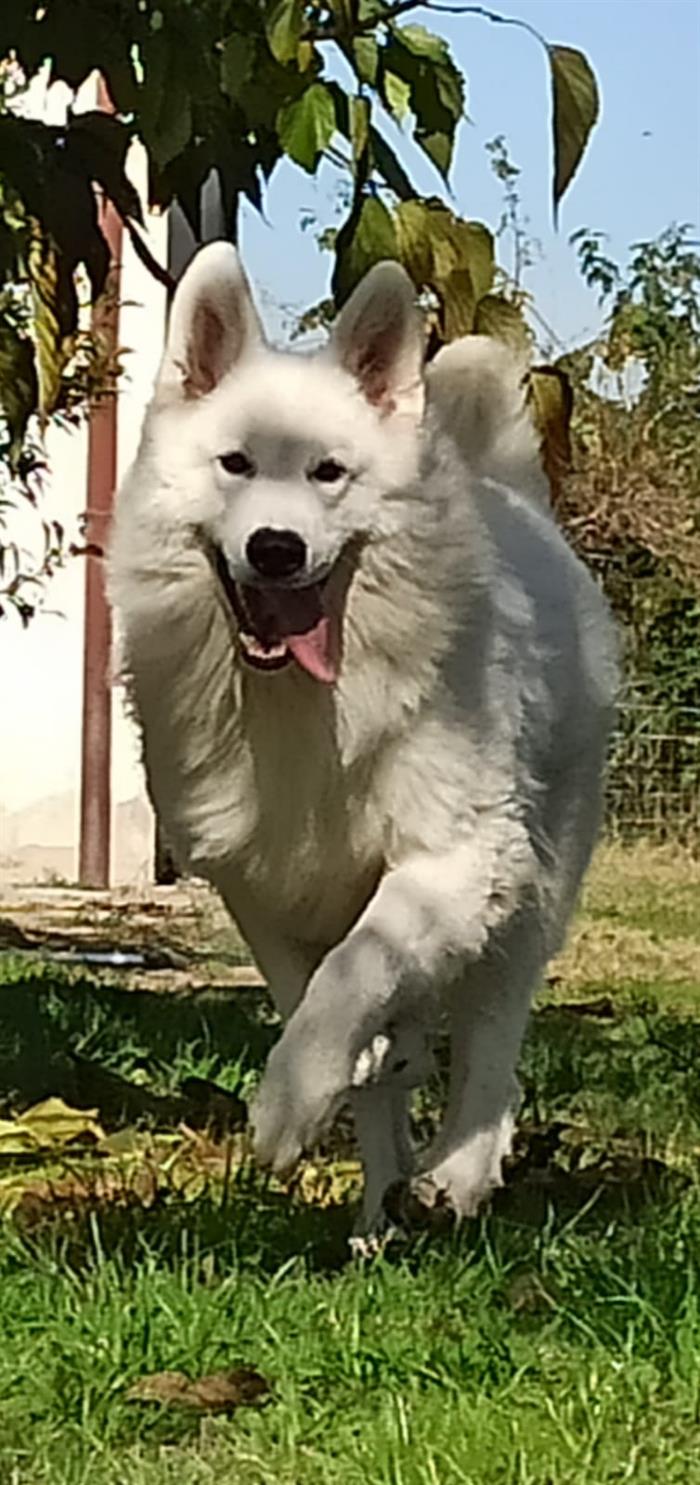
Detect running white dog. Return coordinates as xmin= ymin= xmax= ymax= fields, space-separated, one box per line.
xmin=109 ymin=243 xmax=617 ymax=1243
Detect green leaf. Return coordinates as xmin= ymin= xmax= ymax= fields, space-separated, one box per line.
xmin=415 ymin=129 xmax=452 ymax=177
xmin=434 ymin=60 xmax=465 ymax=120
xmin=368 ymin=127 xmax=415 ymax=201
xmin=333 ymin=195 xmax=398 ymax=306
xmin=383 ymin=71 xmax=411 ymax=122
xmin=221 ymin=34 xmax=256 ymax=99
xmin=549 ymin=45 xmax=600 ymax=219
xmin=396 ymin=24 xmax=450 ymax=62
xmin=277 ymin=83 xmax=336 ymax=172
xmin=474 ymin=294 xmax=531 ymax=356
xmin=144 ymin=40 xmax=194 ymax=170
xmin=381 ymin=27 xmax=465 ymax=181
xmin=353 ymin=36 xmax=379 ymax=87
xmin=266 ymin=0 xmax=305 ymax=64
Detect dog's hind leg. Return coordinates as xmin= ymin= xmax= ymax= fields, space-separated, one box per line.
xmin=349 ymin=1085 xmax=413 ymax=1253
xmin=402 ymin=913 xmax=545 ymax=1223
xmin=349 ymin=1017 xmax=434 ymax=1250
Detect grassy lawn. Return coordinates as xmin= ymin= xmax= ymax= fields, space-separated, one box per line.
xmin=0 ymin=842 xmax=698 ymax=1484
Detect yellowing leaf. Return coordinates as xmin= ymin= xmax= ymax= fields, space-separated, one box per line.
xmin=27 ymin=229 xmax=73 ymax=422
xmin=350 ymin=96 xmax=370 ymax=169
xmin=394 ymin=201 xmax=494 ymax=341
xmin=474 ymin=294 xmax=531 ymax=357
xmin=441 ymin=268 xmax=475 ymax=341
xmin=457 ymin=222 xmax=494 ymax=303
xmin=296 ymin=40 xmax=315 ymax=72
xmin=526 ymin=365 xmax=573 ymax=506
xmin=293 ymin=1158 xmax=363 ymax=1208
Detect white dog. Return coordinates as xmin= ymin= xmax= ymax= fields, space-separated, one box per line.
xmin=109 ymin=243 xmax=617 ymax=1243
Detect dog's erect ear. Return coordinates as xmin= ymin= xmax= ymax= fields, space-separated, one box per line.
xmin=331 ymin=261 xmax=424 ymax=418
xmin=157 ymin=242 xmax=263 ymax=400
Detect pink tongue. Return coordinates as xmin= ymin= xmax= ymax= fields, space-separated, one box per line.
xmin=287 ymin=617 xmax=338 ymax=685
xmin=242 ymin=582 xmax=339 ymax=684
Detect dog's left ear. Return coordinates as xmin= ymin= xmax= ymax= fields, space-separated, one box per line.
xmin=157 ymin=241 xmax=263 ymax=401
xmin=331 ymin=261 xmax=424 ymax=418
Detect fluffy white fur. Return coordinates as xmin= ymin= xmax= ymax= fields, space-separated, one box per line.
xmin=109 ymin=243 xmax=617 ymax=1243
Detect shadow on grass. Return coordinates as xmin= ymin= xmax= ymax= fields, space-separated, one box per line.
xmin=0 ymin=961 xmax=697 ymax=1275
xmin=15 ymin=1175 xmax=356 ymax=1276
xmin=0 ymin=968 xmax=276 ymax=1119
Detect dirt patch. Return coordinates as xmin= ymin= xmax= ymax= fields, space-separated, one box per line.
xmin=0 ymin=880 xmax=263 ymax=992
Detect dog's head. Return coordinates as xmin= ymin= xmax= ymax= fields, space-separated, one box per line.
xmin=148 ymin=243 xmax=425 ymax=684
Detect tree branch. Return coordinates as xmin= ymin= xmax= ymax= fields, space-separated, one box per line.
xmin=121 ymin=218 xmax=177 ymax=294
xmin=304 ymin=0 xmax=546 ymax=50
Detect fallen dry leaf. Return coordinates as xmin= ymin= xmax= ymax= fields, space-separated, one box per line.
xmin=0 ymin=1098 xmax=105 ymax=1159
xmin=0 ymin=1119 xmax=39 ymax=1157
xmin=288 ymin=1158 xmax=363 ymax=1208
xmin=19 ymin=1097 xmax=105 ymax=1149
xmin=125 ymin=1366 xmax=271 ymax=1413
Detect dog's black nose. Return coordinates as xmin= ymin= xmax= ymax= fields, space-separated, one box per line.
xmin=246 ymin=527 xmax=307 ymax=580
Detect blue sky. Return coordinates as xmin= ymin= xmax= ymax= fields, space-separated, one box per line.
xmin=240 ymin=0 xmax=700 ymax=350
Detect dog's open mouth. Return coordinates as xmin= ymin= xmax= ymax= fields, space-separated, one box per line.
xmin=214 ymin=549 xmax=339 ymax=684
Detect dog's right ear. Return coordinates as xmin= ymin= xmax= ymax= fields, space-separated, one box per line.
xmin=330 ymin=260 xmax=424 ymax=419
xmin=157 ymin=242 xmax=263 ymax=400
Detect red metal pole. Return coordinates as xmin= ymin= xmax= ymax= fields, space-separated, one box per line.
xmin=78 ymin=77 xmax=122 ymax=889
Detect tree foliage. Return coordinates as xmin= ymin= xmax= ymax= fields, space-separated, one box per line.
xmin=559 ymin=225 xmax=700 ymax=725
xmin=0 ymin=0 xmax=600 ymax=619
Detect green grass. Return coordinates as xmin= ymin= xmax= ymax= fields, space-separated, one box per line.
xmin=0 ymin=843 xmax=698 ymax=1483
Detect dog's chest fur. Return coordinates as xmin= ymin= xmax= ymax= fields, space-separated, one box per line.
xmin=132 ymin=629 xmax=391 ymax=946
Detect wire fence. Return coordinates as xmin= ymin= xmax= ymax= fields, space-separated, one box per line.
xmin=605 ymin=702 xmax=700 ymax=844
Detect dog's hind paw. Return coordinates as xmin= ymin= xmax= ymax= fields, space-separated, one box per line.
xmin=348 ymin=1226 xmax=402 ymax=1260
xmin=383 ymin=1168 xmax=499 ymax=1230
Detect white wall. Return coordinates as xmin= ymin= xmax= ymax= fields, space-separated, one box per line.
xmin=1 ymin=76 xmax=166 ymax=885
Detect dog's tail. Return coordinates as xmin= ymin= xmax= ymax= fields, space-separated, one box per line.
xmin=425 ymin=335 xmax=549 ymax=504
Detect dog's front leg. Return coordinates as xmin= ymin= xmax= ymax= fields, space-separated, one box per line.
xmin=249 ymin=843 xmax=520 ymax=1176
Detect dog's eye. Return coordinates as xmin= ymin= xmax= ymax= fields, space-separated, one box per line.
xmin=311 ymin=458 xmax=347 ymax=484
xmin=219 ymin=451 xmax=255 ymax=477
